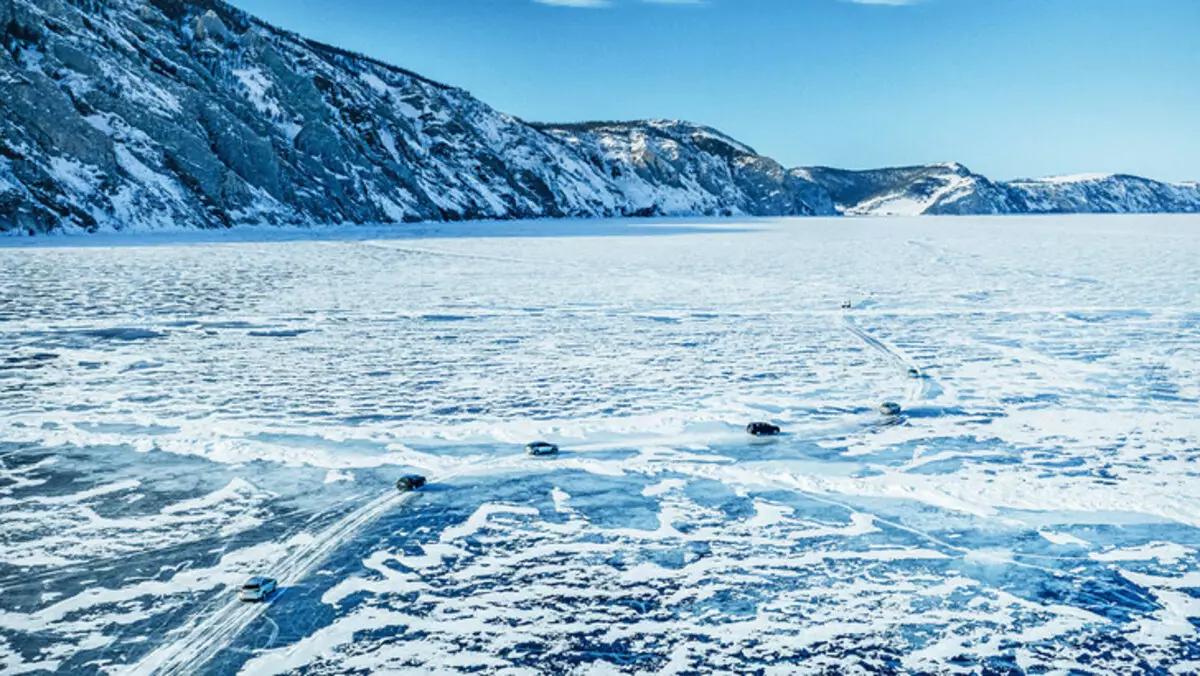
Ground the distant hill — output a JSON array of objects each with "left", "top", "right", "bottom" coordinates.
[{"left": 795, "top": 164, "right": 1200, "bottom": 216}]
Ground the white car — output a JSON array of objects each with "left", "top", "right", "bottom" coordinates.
[
  {"left": 239, "top": 576, "right": 278, "bottom": 602},
  {"left": 526, "top": 441, "right": 560, "bottom": 456},
  {"left": 879, "top": 402, "right": 903, "bottom": 417}
]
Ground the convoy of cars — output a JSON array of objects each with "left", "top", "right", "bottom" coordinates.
[{"left": 243, "top": 299, "right": 919, "bottom": 602}]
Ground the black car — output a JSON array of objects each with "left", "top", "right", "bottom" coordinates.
[
  {"left": 396, "top": 474, "right": 427, "bottom": 492},
  {"left": 526, "top": 441, "right": 560, "bottom": 456},
  {"left": 746, "top": 422, "right": 782, "bottom": 437}
]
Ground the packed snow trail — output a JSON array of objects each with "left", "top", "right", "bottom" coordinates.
[
  {"left": 356, "top": 241, "right": 540, "bottom": 265},
  {"left": 125, "top": 478, "right": 448, "bottom": 676},
  {"left": 0, "top": 506, "right": 311, "bottom": 592},
  {"left": 841, "top": 311, "right": 936, "bottom": 403}
]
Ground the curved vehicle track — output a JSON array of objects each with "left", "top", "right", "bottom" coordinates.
[
  {"left": 126, "top": 312, "right": 934, "bottom": 676},
  {"left": 125, "top": 485, "right": 429, "bottom": 676},
  {"left": 840, "top": 311, "right": 938, "bottom": 404}
]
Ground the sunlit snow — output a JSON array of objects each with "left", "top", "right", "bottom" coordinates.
[{"left": 1, "top": 215, "right": 1198, "bottom": 674}]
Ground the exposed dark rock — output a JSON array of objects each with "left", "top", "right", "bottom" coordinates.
[
  {"left": 796, "top": 164, "right": 1199, "bottom": 216},
  {"left": 0, "top": 0, "right": 839, "bottom": 233},
  {"left": 0, "top": 0, "right": 1193, "bottom": 234}
]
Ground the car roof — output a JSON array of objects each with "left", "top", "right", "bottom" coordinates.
[{"left": 246, "top": 576, "right": 270, "bottom": 585}]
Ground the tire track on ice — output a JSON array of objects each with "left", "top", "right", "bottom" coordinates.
[
  {"left": 124, "top": 479, "right": 445, "bottom": 676},
  {"left": 841, "top": 311, "right": 936, "bottom": 404},
  {"left": 0, "top": 506, "right": 313, "bottom": 592},
  {"left": 357, "top": 241, "right": 538, "bottom": 265}
]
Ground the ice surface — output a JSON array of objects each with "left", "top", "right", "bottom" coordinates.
[{"left": 1, "top": 215, "right": 1199, "bottom": 673}]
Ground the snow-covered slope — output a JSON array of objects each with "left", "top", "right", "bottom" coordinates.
[
  {"left": 794, "top": 163, "right": 1021, "bottom": 216},
  {"left": 0, "top": 0, "right": 1195, "bottom": 233},
  {"left": 799, "top": 164, "right": 1200, "bottom": 217},
  {"left": 0, "top": 0, "right": 834, "bottom": 233},
  {"left": 1008, "top": 173, "right": 1200, "bottom": 214},
  {"left": 536, "top": 121, "right": 835, "bottom": 218}
]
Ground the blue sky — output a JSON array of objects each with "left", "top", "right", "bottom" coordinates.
[{"left": 231, "top": 0, "right": 1199, "bottom": 182}]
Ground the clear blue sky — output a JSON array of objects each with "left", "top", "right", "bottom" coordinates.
[{"left": 230, "top": 0, "right": 1199, "bottom": 182}]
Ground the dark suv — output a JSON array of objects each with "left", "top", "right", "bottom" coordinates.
[
  {"left": 746, "top": 422, "right": 782, "bottom": 437},
  {"left": 397, "top": 475, "right": 427, "bottom": 492}
]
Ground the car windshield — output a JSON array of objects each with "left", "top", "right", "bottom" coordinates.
[{"left": 243, "top": 582, "right": 260, "bottom": 589}]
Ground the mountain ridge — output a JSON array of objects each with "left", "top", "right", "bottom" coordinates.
[
  {"left": 796, "top": 163, "right": 1200, "bottom": 217},
  {"left": 0, "top": 0, "right": 1195, "bottom": 234}
]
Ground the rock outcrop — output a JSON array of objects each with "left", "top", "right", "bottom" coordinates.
[
  {"left": 0, "top": 0, "right": 1195, "bottom": 233},
  {"left": 796, "top": 164, "right": 1200, "bottom": 217},
  {"left": 0, "top": 0, "right": 835, "bottom": 233}
]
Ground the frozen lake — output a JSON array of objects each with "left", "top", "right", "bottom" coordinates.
[{"left": 2, "top": 215, "right": 1199, "bottom": 674}]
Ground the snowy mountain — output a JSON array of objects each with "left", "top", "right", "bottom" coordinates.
[
  {"left": 0, "top": 0, "right": 1196, "bottom": 233},
  {"left": 793, "top": 163, "right": 1022, "bottom": 216},
  {"left": 1008, "top": 173, "right": 1200, "bottom": 214},
  {"left": 535, "top": 121, "right": 835, "bottom": 218},
  {"left": 0, "top": 0, "right": 834, "bottom": 234},
  {"left": 798, "top": 164, "right": 1200, "bottom": 217}
]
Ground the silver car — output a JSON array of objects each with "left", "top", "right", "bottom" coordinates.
[
  {"left": 239, "top": 576, "right": 278, "bottom": 602},
  {"left": 526, "top": 441, "right": 560, "bottom": 456}
]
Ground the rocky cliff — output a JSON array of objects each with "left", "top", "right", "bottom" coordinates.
[
  {"left": 1007, "top": 174, "right": 1200, "bottom": 214},
  {"left": 0, "top": 0, "right": 835, "bottom": 233},
  {"left": 796, "top": 164, "right": 1200, "bottom": 217},
  {"left": 0, "top": 0, "right": 1195, "bottom": 233}
]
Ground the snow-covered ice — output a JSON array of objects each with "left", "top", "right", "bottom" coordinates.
[{"left": 1, "top": 215, "right": 1199, "bottom": 674}]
